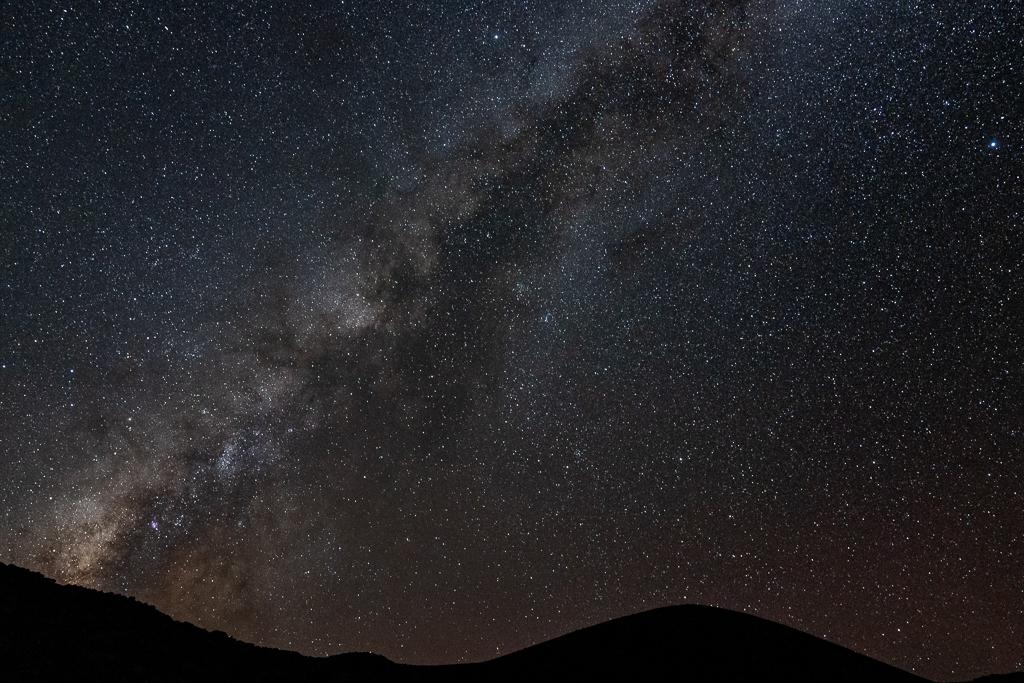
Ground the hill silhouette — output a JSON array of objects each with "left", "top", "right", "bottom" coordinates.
[{"left": 0, "top": 562, "right": 1019, "bottom": 682}]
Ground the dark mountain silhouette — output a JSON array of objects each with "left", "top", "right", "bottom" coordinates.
[{"left": 0, "top": 562, "right": 1018, "bottom": 682}]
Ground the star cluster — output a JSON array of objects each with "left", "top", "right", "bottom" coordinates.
[{"left": 1, "top": 1, "right": 1021, "bottom": 680}]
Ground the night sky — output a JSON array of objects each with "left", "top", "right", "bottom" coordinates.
[{"left": 1, "top": 1, "right": 1022, "bottom": 680}]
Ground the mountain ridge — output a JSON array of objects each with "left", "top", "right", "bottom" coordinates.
[{"left": 1, "top": 562, "right": 1019, "bottom": 682}]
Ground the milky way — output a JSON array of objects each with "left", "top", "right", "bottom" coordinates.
[{"left": 1, "top": 1, "right": 1022, "bottom": 680}]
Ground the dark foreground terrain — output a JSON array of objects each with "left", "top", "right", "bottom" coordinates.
[{"left": 0, "top": 563, "right": 1018, "bottom": 682}]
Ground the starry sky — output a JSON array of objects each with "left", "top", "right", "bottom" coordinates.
[{"left": 1, "top": 1, "right": 1021, "bottom": 680}]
